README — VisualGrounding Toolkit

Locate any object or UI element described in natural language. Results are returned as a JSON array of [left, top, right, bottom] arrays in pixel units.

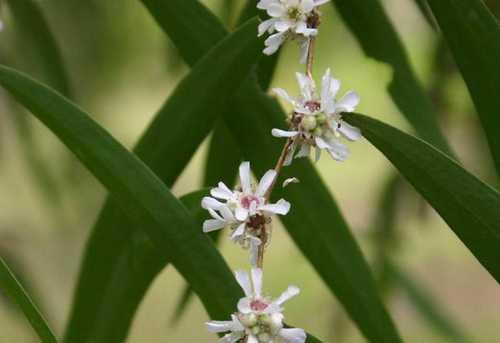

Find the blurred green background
[[0, 0, 499, 342]]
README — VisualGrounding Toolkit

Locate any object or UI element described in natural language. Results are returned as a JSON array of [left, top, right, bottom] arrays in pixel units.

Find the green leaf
[[385, 261, 470, 343], [345, 113, 500, 283], [139, 0, 402, 341], [62, 19, 263, 343], [6, 0, 71, 97], [0, 256, 58, 343], [331, 0, 452, 155], [425, 0, 500, 178]]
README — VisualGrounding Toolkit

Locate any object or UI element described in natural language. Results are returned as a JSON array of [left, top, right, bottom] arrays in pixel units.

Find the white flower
[[206, 268, 306, 343], [272, 68, 362, 164], [257, 0, 330, 58], [202, 162, 291, 265]]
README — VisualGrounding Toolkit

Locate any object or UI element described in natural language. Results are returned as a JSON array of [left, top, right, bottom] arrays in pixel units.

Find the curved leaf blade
[[425, 0, 500, 178], [331, 0, 452, 155], [0, 256, 58, 343], [346, 113, 500, 282], [63, 19, 264, 343], [139, 0, 402, 341]]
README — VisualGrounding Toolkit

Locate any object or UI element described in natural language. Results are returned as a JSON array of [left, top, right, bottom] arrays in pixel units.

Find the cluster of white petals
[[202, 162, 291, 265], [206, 269, 306, 343], [257, 0, 330, 59], [272, 69, 362, 163]]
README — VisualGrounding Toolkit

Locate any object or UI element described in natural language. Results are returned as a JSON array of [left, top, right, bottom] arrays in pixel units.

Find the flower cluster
[[206, 269, 305, 343], [202, 162, 290, 265], [258, 0, 330, 60], [203, 1, 362, 342], [272, 69, 361, 163]]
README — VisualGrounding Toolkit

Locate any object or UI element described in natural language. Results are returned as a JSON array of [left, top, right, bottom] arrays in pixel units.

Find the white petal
[[258, 19, 276, 36], [314, 136, 331, 150], [202, 196, 224, 210], [295, 143, 310, 158], [235, 206, 249, 221], [219, 205, 235, 222], [273, 88, 297, 106], [295, 72, 314, 100], [279, 328, 307, 343], [264, 32, 286, 55], [239, 161, 252, 194], [246, 335, 259, 343], [235, 270, 252, 297], [237, 297, 252, 314], [327, 140, 349, 161], [260, 199, 291, 215], [256, 169, 277, 197], [267, 3, 286, 17], [205, 320, 238, 333], [283, 142, 297, 166], [321, 68, 333, 109], [314, 0, 330, 6], [272, 128, 300, 138], [275, 19, 292, 32], [251, 268, 264, 297], [338, 121, 362, 141], [314, 146, 321, 162], [249, 236, 262, 267], [299, 38, 310, 64], [300, 0, 315, 12], [211, 182, 234, 200], [275, 285, 300, 305], [335, 91, 360, 112], [203, 219, 226, 233], [283, 177, 300, 188], [230, 223, 246, 241]]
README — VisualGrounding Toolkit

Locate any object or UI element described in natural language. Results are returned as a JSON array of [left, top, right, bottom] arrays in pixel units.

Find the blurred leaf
[[331, 0, 452, 155], [346, 113, 500, 283], [413, 0, 437, 29], [425, 0, 500, 179], [386, 261, 470, 343], [140, 0, 402, 341], [6, 0, 71, 97], [62, 20, 264, 343], [0, 256, 57, 343]]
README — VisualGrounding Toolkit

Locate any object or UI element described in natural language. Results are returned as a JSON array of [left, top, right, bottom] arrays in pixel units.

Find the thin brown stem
[[306, 37, 316, 79]]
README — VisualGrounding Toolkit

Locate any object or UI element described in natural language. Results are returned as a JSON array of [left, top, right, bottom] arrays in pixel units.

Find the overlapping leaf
[[345, 113, 500, 282], [139, 0, 402, 341], [62, 19, 263, 343], [331, 0, 452, 155], [425, 0, 500, 178]]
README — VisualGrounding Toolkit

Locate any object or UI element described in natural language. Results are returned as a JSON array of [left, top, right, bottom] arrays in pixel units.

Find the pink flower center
[[305, 100, 321, 112], [250, 299, 269, 311], [241, 195, 260, 209]]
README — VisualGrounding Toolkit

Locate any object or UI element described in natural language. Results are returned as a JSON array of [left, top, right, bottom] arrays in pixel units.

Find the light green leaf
[[0, 256, 58, 343], [425, 0, 500, 178], [346, 113, 500, 282], [63, 19, 264, 343], [331, 0, 452, 155], [139, 0, 402, 341]]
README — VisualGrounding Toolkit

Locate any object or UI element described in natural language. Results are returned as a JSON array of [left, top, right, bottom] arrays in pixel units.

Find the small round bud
[[251, 326, 261, 336], [316, 113, 327, 125], [240, 313, 258, 327], [258, 332, 272, 342], [302, 115, 317, 131], [313, 127, 323, 136]]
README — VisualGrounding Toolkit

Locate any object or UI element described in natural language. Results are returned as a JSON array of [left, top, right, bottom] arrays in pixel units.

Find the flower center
[[241, 195, 261, 209], [250, 299, 269, 311], [247, 214, 266, 229], [287, 7, 302, 20], [305, 100, 321, 112]]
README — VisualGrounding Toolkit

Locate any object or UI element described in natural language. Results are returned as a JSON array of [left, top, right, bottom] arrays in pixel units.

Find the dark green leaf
[[346, 113, 500, 282], [139, 0, 402, 341], [0, 256, 58, 343], [6, 0, 71, 97], [385, 261, 470, 343], [331, 0, 452, 155], [425, 0, 500, 178], [63, 19, 263, 343]]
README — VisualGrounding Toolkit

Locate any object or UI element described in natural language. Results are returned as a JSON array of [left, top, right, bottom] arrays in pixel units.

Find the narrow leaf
[[425, 0, 500, 178], [346, 113, 500, 282], [0, 256, 58, 343], [139, 0, 402, 341], [6, 0, 71, 97], [63, 19, 263, 343], [331, 0, 452, 155]]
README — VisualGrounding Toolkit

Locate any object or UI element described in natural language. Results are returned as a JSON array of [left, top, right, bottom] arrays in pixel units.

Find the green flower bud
[[313, 127, 323, 136], [302, 115, 317, 131], [316, 113, 327, 125], [251, 326, 261, 336], [240, 313, 258, 327]]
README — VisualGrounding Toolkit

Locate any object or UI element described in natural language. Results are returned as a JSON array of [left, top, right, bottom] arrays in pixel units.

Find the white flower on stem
[[272, 68, 362, 164], [257, 0, 330, 58], [206, 268, 306, 343], [202, 162, 291, 265]]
